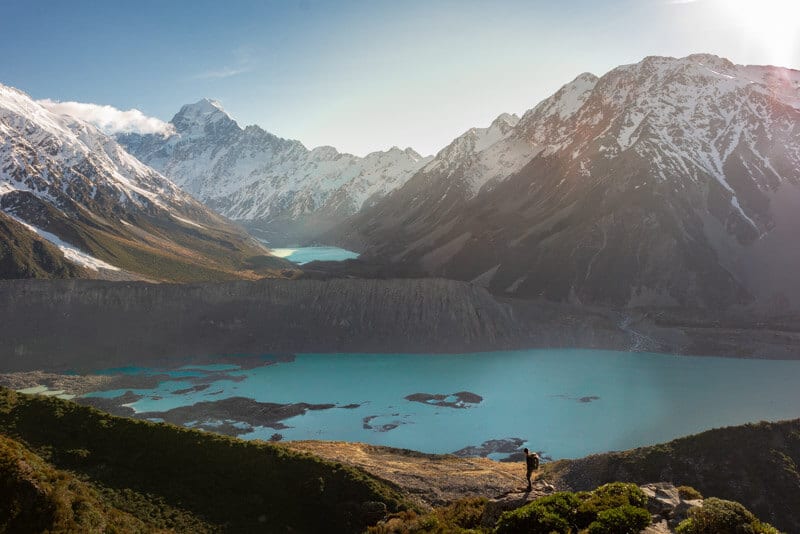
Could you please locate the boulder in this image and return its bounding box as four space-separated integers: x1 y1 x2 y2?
640 482 703 530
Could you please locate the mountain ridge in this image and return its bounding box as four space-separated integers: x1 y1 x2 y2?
331 54 800 311
118 99 433 245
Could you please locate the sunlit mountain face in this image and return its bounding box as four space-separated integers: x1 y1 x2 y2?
333 54 800 311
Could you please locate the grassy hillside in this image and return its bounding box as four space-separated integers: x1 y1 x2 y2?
0 433 162 533
0 212 87 279
0 388 412 533
543 419 800 533
2 191 296 282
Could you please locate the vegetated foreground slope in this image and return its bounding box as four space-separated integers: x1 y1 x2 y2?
0 83 293 281
0 388 411 533
335 54 800 311
0 390 794 533
543 418 800 533
0 433 158 533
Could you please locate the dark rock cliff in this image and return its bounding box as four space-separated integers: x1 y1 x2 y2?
3 279 800 372
0 278 559 371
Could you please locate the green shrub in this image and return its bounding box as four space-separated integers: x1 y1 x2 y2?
587 504 652 534
494 505 571 534
575 482 648 528
593 482 648 508
677 486 703 501
676 498 782 534
442 497 488 530
369 498 488 533
494 492 581 534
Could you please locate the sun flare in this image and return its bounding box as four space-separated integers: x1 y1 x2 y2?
713 0 800 67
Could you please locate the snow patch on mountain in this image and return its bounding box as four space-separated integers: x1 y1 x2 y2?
5 211 120 271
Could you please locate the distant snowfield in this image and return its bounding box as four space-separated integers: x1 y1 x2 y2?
4 212 120 271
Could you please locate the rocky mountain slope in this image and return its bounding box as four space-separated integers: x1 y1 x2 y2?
118 99 431 244
334 54 800 311
0 83 292 281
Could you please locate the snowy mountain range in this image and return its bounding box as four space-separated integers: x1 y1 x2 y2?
0 83 290 280
333 54 800 310
4 53 800 309
118 100 431 244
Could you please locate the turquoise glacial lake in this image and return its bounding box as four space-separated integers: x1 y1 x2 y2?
271 246 359 264
83 350 800 460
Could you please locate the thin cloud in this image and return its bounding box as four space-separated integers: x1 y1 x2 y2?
38 99 175 136
195 66 252 79
193 46 256 80
665 0 701 4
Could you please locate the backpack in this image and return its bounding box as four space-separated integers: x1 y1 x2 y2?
531 454 540 470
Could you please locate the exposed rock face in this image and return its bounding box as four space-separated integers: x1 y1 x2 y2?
335 54 800 311
640 482 703 530
118 99 432 244
0 278 533 371
2 279 800 373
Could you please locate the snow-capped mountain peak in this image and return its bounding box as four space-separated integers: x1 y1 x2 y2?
118 101 431 243
490 112 520 130
171 98 239 135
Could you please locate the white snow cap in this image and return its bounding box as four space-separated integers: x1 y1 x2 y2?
172 98 238 131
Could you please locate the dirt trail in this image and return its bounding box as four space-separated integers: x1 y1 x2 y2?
283 441 542 508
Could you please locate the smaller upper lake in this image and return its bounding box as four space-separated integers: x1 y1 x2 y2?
271 246 359 265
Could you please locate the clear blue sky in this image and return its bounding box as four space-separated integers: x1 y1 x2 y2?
1 0 798 155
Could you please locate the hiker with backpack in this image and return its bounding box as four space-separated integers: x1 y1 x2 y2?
524 448 540 491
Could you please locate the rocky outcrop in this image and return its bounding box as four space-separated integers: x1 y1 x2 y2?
640 483 703 531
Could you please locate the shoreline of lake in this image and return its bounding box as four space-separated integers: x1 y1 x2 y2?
5 348 795 460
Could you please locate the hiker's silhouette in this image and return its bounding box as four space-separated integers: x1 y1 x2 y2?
523 448 539 491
